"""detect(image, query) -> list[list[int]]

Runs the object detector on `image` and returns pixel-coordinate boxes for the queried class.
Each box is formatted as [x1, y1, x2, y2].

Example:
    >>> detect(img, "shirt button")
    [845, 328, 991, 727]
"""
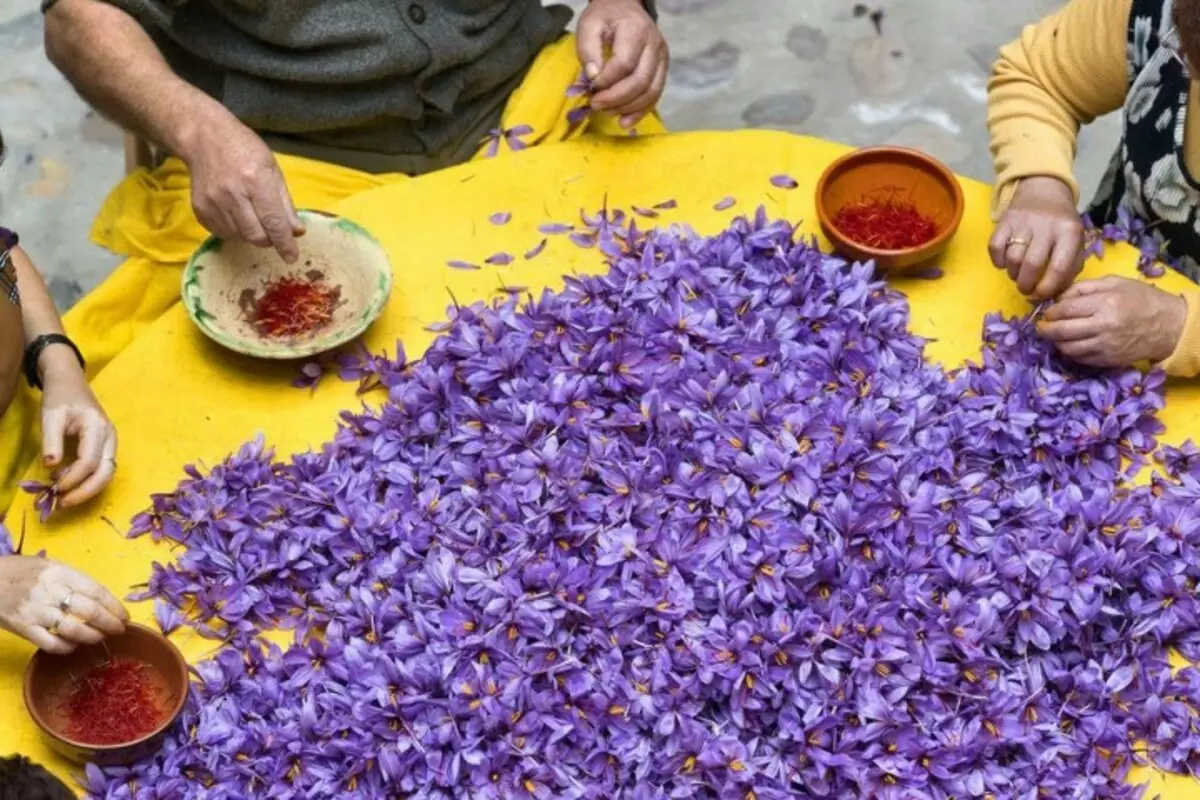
[408, 4, 426, 24]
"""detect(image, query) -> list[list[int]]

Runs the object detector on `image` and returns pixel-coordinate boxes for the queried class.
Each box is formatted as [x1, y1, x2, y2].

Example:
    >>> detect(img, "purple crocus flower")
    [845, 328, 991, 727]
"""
[87, 207, 1200, 800]
[20, 480, 57, 523]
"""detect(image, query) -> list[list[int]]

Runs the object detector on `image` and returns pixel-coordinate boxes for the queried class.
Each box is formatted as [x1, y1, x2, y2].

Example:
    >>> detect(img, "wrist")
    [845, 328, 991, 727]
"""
[37, 343, 84, 385]
[166, 95, 238, 164]
[1014, 175, 1073, 199]
[24, 334, 85, 391]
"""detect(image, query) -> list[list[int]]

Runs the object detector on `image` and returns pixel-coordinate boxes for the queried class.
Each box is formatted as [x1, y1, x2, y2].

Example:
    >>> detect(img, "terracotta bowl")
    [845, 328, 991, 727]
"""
[181, 209, 393, 359]
[24, 623, 189, 766]
[815, 146, 964, 272]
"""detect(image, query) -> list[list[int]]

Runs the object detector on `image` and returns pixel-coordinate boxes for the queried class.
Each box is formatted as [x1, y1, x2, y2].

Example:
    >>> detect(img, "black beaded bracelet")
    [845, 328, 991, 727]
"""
[23, 334, 85, 391]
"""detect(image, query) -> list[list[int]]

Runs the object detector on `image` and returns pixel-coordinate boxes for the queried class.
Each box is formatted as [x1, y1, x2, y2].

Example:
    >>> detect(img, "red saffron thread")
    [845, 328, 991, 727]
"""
[254, 277, 339, 339]
[832, 192, 939, 251]
[61, 658, 166, 745]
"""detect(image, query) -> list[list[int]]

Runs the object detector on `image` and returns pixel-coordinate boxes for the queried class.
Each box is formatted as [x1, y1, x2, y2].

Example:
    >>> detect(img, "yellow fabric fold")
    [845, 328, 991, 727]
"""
[987, 0, 1131, 217]
[0, 32, 664, 510]
[1161, 289, 1200, 378]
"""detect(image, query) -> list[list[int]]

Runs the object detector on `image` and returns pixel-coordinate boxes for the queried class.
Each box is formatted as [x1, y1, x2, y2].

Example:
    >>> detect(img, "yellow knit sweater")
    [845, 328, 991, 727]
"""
[988, 0, 1200, 377]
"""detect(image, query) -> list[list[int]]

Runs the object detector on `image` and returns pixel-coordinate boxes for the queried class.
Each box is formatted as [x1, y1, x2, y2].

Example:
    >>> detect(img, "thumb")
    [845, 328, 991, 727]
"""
[576, 14, 608, 82]
[41, 407, 67, 469]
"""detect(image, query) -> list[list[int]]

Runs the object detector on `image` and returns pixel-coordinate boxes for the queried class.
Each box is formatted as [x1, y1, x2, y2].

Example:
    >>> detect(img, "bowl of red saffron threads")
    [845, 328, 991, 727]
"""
[181, 209, 393, 359]
[23, 623, 189, 766]
[815, 146, 964, 273]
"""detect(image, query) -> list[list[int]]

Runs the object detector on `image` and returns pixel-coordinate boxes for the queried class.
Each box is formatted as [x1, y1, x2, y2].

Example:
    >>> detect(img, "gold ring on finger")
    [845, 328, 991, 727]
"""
[46, 610, 66, 638]
[57, 592, 73, 614]
[1006, 236, 1030, 248]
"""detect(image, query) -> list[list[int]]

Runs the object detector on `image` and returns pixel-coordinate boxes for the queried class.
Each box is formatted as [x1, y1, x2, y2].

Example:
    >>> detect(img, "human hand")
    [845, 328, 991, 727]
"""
[989, 176, 1085, 300]
[577, 0, 668, 129]
[178, 111, 305, 263]
[1037, 276, 1187, 367]
[39, 351, 116, 508]
[0, 555, 128, 653]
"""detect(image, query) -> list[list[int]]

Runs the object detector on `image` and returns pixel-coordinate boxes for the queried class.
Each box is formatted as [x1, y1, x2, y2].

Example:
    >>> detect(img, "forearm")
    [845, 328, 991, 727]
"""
[987, 0, 1130, 216]
[0, 302, 20, 416]
[11, 248, 83, 386]
[43, 0, 235, 159]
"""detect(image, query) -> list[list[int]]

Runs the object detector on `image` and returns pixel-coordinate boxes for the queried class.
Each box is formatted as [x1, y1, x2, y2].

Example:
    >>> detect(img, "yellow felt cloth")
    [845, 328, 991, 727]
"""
[0, 33, 663, 510]
[2, 131, 1199, 797]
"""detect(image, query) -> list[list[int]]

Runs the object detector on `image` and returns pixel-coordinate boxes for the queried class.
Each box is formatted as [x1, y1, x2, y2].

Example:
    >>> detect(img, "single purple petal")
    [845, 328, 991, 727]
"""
[1140, 257, 1167, 278]
[770, 174, 799, 189]
[566, 105, 592, 131]
[539, 223, 574, 235]
[906, 265, 944, 280]
[482, 129, 502, 159]
[652, 199, 678, 210]
[632, 206, 659, 219]
[488, 212, 512, 226]
[155, 601, 184, 636]
[291, 361, 325, 391]
[524, 239, 548, 260]
[714, 196, 737, 211]
[447, 260, 481, 271]
[569, 232, 597, 249]
[485, 252, 514, 266]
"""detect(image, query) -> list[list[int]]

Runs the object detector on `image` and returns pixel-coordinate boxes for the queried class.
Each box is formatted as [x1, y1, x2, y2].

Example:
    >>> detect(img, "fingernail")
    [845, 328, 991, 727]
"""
[620, 116, 635, 129]
[586, 63, 600, 79]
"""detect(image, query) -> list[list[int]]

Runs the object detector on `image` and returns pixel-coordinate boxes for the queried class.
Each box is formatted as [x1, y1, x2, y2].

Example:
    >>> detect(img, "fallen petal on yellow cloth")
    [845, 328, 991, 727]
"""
[0, 33, 663, 509]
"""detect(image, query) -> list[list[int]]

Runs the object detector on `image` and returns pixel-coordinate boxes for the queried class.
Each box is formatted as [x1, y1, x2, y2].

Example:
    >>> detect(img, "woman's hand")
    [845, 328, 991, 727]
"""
[1037, 276, 1187, 367]
[0, 555, 128, 653]
[989, 176, 1085, 300]
[577, 0, 668, 129]
[39, 349, 117, 508]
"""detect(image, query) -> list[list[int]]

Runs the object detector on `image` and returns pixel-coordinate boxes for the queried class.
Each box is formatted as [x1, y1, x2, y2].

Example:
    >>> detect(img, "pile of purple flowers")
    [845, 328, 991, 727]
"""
[80, 210, 1200, 799]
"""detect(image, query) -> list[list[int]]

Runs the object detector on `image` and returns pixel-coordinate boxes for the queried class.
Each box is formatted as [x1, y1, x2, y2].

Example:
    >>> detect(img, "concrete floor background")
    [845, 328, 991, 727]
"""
[0, 0, 1120, 310]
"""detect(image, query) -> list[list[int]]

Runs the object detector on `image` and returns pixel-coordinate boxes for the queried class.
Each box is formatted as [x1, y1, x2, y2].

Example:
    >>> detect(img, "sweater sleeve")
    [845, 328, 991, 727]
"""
[987, 0, 1132, 218]
[1160, 289, 1200, 377]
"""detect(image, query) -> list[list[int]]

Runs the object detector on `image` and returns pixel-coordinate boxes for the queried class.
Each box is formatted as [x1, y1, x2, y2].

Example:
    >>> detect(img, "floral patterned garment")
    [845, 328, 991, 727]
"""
[0, 227, 17, 306]
[1088, 0, 1200, 282]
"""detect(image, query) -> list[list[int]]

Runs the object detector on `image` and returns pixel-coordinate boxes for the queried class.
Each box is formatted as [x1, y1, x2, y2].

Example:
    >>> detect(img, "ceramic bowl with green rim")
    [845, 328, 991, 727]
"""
[181, 210, 393, 359]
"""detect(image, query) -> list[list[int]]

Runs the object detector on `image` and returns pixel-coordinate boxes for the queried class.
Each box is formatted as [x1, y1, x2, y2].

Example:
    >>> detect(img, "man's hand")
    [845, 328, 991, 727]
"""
[1038, 276, 1187, 367]
[989, 176, 1084, 301]
[178, 112, 305, 263]
[577, 0, 668, 129]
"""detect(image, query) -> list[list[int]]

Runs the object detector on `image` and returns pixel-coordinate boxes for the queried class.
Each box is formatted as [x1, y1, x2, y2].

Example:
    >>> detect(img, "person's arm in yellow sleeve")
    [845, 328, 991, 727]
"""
[986, 0, 1131, 301]
[1161, 288, 1200, 377]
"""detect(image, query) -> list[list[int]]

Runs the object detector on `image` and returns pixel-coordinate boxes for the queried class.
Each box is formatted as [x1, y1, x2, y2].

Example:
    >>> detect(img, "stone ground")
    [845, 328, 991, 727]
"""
[0, 0, 1120, 310]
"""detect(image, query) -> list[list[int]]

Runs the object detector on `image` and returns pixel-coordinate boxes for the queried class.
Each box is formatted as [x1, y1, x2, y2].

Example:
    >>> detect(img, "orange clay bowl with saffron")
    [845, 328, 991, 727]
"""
[815, 146, 964, 273]
[181, 209, 393, 359]
[24, 622, 189, 766]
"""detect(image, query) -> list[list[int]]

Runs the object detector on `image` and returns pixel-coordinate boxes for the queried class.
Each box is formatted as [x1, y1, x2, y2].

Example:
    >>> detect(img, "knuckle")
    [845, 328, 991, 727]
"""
[259, 211, 286, 231]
